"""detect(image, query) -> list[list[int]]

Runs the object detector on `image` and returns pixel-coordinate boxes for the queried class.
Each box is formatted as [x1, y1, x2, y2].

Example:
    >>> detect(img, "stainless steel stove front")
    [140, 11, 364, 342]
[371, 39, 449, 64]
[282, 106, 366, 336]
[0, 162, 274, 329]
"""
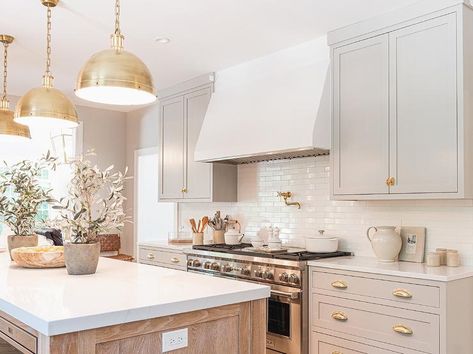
[185, 251, 308, 354]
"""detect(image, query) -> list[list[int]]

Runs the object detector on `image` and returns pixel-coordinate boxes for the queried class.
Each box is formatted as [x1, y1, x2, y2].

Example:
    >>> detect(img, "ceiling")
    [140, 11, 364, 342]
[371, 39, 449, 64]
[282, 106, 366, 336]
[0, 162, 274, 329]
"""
[3, 0, 421, 112]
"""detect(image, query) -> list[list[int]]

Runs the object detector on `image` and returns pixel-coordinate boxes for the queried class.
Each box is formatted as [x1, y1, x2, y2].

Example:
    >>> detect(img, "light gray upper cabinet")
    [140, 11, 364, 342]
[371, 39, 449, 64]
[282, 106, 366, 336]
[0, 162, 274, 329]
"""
[389, 14, 457, 194]
[333, 34, 390, 196]
[185, 89, 212, 199]
[159, 83, 237, 202]
[160, 96, 185, 200]
[331, 4, 473, 200]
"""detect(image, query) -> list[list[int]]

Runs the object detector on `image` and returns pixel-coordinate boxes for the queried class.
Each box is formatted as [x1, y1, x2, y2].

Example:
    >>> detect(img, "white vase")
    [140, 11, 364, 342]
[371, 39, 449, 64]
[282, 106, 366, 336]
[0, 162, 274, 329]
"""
[366, 226, 402, 262]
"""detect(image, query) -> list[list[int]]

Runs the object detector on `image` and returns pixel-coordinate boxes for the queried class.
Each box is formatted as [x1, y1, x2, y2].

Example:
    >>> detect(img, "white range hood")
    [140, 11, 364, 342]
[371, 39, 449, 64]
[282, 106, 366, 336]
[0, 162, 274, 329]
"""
[194, 37, 330, 164]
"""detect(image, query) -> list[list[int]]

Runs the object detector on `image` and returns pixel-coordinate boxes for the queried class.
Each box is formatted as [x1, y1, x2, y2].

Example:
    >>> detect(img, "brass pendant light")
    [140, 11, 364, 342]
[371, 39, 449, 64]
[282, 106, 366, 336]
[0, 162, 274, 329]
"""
[75, 0, 156, 106]
[14, 0, 78, 130]
[0, 35, 31, 142]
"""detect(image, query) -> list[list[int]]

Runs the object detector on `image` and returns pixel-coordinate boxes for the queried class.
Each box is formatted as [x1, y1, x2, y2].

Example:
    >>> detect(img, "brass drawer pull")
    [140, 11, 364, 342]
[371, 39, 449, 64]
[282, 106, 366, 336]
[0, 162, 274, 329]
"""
[393, 324, 413, 335]
[332, 352, 342, 354]
[171, 257, 180, 263]
[331, 311, 348, 322]
[147, 253, 155, 260]
[331, 280, 348, 289]
[393, 289, 412, 299]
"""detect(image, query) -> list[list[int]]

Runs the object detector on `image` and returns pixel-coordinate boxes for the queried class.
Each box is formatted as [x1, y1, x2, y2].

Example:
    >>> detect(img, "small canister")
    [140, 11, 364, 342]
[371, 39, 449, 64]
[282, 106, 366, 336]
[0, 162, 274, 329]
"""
[436, 248, 447, 265]
[426, 252, 441, 267]
[447, 250, 461, 267]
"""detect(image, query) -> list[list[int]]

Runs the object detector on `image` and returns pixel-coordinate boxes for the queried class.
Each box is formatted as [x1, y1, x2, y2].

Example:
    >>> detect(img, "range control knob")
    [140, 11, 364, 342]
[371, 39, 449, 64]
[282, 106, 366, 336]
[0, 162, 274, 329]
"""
[187, 259, 194, 267]
[223, 264, 233, 273]
[254, 269, 263, 278]
[263, 271, 274, 280]
[203, 261, 212, 270]
[279, 272, 289, 282]
[211, 262, 221, 271]
[289, 274, 300, 285]
[192, 259, 201, 268]
[241, 267, 251, 276]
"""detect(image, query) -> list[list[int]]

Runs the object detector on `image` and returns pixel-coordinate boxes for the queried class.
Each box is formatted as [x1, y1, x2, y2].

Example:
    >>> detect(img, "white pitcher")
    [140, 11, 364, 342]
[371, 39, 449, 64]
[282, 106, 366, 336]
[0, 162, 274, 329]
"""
[366, 226, 402, 262]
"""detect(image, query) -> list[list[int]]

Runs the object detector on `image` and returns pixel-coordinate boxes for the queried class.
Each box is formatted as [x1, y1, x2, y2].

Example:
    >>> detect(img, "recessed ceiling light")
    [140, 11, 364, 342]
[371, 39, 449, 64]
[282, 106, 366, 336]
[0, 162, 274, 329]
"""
[155, 37, 171, 44]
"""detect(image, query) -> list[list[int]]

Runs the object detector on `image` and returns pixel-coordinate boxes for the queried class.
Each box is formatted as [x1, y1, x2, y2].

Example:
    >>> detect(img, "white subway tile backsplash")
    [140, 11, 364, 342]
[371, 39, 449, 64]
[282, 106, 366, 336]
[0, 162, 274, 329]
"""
[178, 155, 473, 265]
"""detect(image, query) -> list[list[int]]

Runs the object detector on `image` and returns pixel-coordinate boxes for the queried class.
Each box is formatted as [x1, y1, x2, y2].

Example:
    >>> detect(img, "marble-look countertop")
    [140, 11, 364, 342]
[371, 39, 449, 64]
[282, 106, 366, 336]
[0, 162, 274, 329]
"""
[0, 252, 269, 336]
[308, 256, 473, 282]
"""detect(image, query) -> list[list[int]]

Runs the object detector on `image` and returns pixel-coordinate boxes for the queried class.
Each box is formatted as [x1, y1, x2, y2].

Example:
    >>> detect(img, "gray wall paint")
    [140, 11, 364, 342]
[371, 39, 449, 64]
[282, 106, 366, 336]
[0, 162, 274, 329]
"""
[124, 103, 159, 255]
[79, 105, 127, 172]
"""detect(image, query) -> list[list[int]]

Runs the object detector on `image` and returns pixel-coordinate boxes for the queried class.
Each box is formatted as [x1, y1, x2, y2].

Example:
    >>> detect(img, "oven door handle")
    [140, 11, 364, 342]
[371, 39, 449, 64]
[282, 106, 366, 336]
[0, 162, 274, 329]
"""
[270, 289, 300, 300]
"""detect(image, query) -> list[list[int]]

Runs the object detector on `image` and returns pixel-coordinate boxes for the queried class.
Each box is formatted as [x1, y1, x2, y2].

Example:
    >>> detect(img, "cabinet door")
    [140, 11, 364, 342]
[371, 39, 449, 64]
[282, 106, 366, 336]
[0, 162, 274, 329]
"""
[333, 34, 390, 195]
[159, 96, 185, 200]
[184, 87, 212, 200]
[389, 13, 457, 194]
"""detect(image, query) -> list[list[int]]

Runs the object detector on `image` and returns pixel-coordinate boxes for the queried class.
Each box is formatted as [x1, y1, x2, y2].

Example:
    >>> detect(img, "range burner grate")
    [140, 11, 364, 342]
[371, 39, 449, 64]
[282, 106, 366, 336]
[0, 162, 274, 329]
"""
[192, 243, 252, 252]
[192, 244, 352, 261]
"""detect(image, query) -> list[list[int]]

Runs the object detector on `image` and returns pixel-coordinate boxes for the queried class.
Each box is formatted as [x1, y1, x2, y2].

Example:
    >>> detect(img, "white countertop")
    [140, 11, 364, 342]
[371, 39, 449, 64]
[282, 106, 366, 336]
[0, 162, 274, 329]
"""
[0, 252, 269, 336]
[308, 256, 473, 282]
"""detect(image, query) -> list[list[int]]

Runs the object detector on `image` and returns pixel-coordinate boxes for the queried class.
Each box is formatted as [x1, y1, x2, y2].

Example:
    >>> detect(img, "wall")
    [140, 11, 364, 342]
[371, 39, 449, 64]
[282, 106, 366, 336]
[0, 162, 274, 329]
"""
[178, 155, 473, 266]
[124, 104, 160, 254]
[79, 105, 126, 172]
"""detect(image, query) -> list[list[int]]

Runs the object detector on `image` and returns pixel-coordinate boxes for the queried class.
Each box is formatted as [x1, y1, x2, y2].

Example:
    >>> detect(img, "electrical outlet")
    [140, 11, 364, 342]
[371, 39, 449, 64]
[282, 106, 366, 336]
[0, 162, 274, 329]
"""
[162, 328, 188, 352]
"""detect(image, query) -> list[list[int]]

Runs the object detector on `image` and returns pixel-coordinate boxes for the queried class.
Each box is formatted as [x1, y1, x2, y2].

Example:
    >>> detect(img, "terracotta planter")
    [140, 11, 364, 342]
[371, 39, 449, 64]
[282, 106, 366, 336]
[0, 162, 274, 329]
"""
[7, 235, 38, 260]
[64, 242, 100, 275]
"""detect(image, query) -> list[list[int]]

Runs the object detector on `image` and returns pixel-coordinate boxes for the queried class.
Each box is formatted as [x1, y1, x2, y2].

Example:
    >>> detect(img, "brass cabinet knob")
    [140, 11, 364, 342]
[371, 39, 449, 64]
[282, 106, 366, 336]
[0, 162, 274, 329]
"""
[331, 280, 348, 289]
[392, 289, 412, 299]
[385, 177, 396, 187]
[147, 253, 155, 260]
[393, 324, 413, 335]
[331, 311, 348, 322]
[171, 257, 180, 263]
[181, 187, 188, 193]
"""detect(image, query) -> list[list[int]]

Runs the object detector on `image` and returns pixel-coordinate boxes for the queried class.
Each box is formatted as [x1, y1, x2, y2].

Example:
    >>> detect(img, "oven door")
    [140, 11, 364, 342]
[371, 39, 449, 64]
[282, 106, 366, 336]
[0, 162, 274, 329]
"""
[266, 287, 301, 354]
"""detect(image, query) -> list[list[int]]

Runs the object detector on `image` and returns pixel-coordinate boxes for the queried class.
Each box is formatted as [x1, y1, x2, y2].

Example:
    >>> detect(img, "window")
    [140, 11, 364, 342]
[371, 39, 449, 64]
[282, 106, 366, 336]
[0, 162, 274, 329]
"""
[0, 124, 81, 247]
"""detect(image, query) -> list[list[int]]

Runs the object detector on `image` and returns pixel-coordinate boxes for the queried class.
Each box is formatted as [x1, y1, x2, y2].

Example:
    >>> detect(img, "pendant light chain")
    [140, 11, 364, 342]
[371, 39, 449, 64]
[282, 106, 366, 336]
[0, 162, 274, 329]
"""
[45, 5, 53, 78]
[111, 0, 124, 50]
[115, 0, 121, 35]
[2, 41, 8, 104]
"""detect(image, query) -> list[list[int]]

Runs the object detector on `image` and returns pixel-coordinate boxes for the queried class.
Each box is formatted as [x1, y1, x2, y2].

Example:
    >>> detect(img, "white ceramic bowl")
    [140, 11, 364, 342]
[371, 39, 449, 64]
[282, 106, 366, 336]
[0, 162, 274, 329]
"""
[224, 231, 244, 245]
[267, 240, 282, 250]
[305, 237, 338, 253]
[251, 240, 264, 248]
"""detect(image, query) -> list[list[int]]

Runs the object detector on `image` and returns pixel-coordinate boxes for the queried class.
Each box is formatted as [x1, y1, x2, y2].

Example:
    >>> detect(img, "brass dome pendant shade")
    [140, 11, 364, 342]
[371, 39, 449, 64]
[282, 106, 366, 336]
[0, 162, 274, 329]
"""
[75, 0, 156, 106]
[0, 35, 31, 142]
[14, 0, 78, 130]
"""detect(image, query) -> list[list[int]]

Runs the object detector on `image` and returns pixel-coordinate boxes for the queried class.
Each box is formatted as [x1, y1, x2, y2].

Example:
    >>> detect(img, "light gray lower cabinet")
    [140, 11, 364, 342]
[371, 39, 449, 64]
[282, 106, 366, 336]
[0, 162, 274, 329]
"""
[309, 267, 473, 354]
[159, 84, 237, 202]
[138, 244, 187, 271]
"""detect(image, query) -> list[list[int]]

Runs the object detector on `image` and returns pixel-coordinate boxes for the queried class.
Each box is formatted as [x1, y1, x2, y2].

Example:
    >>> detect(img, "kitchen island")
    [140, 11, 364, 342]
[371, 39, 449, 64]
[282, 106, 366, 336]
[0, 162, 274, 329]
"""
[0, 252, 269, 354]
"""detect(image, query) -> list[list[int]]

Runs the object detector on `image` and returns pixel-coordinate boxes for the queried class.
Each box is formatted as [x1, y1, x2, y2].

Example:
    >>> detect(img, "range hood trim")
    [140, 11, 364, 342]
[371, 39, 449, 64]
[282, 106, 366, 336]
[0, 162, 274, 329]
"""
[200, 147, 329, 164]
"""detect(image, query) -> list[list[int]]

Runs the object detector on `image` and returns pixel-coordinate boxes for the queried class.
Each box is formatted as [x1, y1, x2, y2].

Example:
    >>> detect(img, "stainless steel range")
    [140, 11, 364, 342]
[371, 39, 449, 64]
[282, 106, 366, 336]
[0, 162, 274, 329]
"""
[185, 243, 351, 354]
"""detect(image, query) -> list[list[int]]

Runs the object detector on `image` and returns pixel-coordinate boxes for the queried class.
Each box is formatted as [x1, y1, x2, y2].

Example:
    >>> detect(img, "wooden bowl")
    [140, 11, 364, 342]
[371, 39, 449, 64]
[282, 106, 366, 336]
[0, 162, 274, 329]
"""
[11, 246, 65, 268]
